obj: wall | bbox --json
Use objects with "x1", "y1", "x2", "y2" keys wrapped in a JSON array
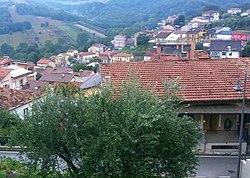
[
  {"x1": 10, "y1": 76, "x2": 28, "y2": 89},
  {"x1": 9, "y1": 102, "x2": 32, "y2": 120},
  {"x1": 241, "y1": 159, "x2": 250, "y2": 178}
]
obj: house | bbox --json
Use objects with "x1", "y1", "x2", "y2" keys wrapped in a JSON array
[
  {"x1": 166, "y1": 15, "x2": 177, "y2": 25},
  {"x1": 163, "y1": 25, "x2": 174, "y2": 32},
  {"x1": 39, "y1": 73, "x2": 75, "y2": 83},
  {"x1": 112, "y1": 53, "x2": 134, "y2": 62},
  {"x1": 209, "y1": 40, "x2": 242, "y2": 59},
  {"x1": 174, "y1": 30, "x2": 187, "y2": 39},
  {"x1": 232, "y1": 31, "x2": 250, "y2": 46},
  {"x1": 101, "y1": 58, "x2": 250, "y2": 154},
  {"x1": 113, "y1": 35, "x2": 126, "y2": 49},
  {"x1": 67, "y1": 49, "x2": 78, "y2": 57},
  {"x1": 37, "y1": 58, "x2": 55, "y2": 68},
  {"x1": 80, "y1": 72, "x2": 101, "y2": 90},
  {"x1": 0, "y1": 87, "x2": 38, "y2": 119},
  {"x1": 186, "y1": 28, "x2": 206, "y2": 43},
  {"x1": 88, "y1": 44, "x2": 107, "y2": 54},
  {"x1": 0, "y1": 68, "x2": 12, "y2": 88},
  {"x1": 57, "y1": 53, "x2": 70, "y2": 67},
  {"x1": 99, "y1": 50, "x2": 113, "y2": 63},
  {"x1": 0, "y1": 56, "x2": 13, "y2": 67},
  {"x1": 149, "y1": 31, "x2": 171, "y2": 43},
  {"x1": 227, "y1": 8, "x2": 242, "y2": 15},
  {"x1": 49, "y1": 56, "x2": 63, "y2": 67},
  {"x1": 216, "y1": 31, "x2": 232, "y2": 40},
  {"x1": 202, "y1": 10, "x2": 220, "y2": 22},
  {"x1": 151, "y1": 41, "x2": 195, "y2": 60},
  {"x1": 4, "y1": 65, "x2": 33, "y2": 89},
  {"x1": 13, "y1": 62, "x2": 35, "y2": 71},
  {"x1": 190, "y1": 16, "x2": 210, "y2": 27},
  {"x1": 208, "y1": 27, "x2": 232, "y2": 39},
  {"x1": 77, "y1": 52, "x2": 97, "y2": 63}
]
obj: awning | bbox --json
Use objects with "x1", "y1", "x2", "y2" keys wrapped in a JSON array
[{"x1": 180, "y1": 104, "x2": 250, "y2": 114}]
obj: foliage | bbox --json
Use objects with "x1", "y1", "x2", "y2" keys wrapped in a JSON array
[
  {"x1": 174, "y1": 15, "x2": 185, "y2": 26},
  {"x1": 242, "y1": 41, "x2": 250, "y2": 57},
  {"x1": 15, "y1": 3, "x2": 80, "y2": 22},
  {"x1": 202, "y1": 4, "x2": 220, "y2": 12},
  {"x1": 137, "y1": 34, "x2": 150, "y2": 46},
  {"x1": 72, "y1": 63, "x2": 97, "y2": 72},
  {"x1": 122, "y1": 45, "x2": 149, "y2": 61},
  {"x1": 211, "y1": 16, "x2": 250, "y2": 31},
  {"x1": 15, "y1": 80, "x2": 199, "y2": 177},
  {"x1": 0, "y1": 158, "x2": 67, "y2": 178},
  {"x1": 0, "y1": 7, "x2": 32, "y2": 35},
  {"x1": 0, "y1": 110, "x2": 21, "y2": 146}
]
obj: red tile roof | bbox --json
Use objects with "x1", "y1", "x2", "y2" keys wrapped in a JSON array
[
  {"x1": 113, "y1": 53, "x2": 133, "y2": 58},
  {"x1": 0, "y1": 68, "x2": 12, "y2": 81},
  {"x1": 0, "y1": 57, "x2": 13, "y2": 65},
  {"x1": 0, "y1": 88, "x2": 35, "y2": 111},
  {"x1": 79, "y1": 52, "x2": 96, "y2": 57},
  {"x1": 101, "y1": 58, "x2": 250, "y2": 102},
  {"x1": 37, "y1": 58, "x2": 51, "y2": 64}
]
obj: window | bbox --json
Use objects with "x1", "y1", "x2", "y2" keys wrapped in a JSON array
[
  {"x1": 229, "y1": 52, "x2": 232, "y2": 56},
  {"x1": 19, "y1": 79, "x2": 23, "y2": 86},
  {"x1": 3, "y1": 84, "x2": 9, "y2": 88},
  {"x1": 222, "y1": 52, "x2": 226, "y2": 56},
  {"x1": 23, "y1": 108, "x2": 29, "y2": 115}
]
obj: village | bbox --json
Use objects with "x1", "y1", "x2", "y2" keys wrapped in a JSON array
[{"x1": 1, "y1": 5, "x2": 250, "y2": 178}]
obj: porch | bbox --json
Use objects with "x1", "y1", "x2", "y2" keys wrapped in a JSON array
[{"x1": 199, "y1": 130, "x2": 247, "y2": 154}]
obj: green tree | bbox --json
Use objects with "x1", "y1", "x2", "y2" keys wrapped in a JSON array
[
  {"x1": 0, "y1": 43, "x2": 14, "y2": 57},
  {"x1": 15, "y1": 80, "x2": 199, "y2": 177},
  {"x1": 242, "y1": 44, "x2": 250, "y2": 57},
  {"x1": 137, "y1": 34, "x2": 150, "y2": 46},
  {"x1": 174, "y1": 14, "x2": 185, "y2": 26},
  {"x1": 0, "y1": 110, "x2": 21, "y2": 146}
]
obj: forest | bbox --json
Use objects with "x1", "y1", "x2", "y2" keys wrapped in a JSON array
[{"x1": 0, "y1": 7, "x2": 32, "y2": 35}]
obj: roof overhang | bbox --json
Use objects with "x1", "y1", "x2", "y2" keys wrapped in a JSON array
[{"x1": 180, "y1": 104, "x2": 250, "y2": 114}]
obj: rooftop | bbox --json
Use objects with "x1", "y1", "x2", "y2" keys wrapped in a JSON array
[
  {"x1": 0, "y1": 68, "x2": 12, "y2": 81},
  {"x1": 101, "y1": 58, "x2": 250, "y2": 102},
  {"x1": 37, "y1": 58, "x2": 51, "y2": 64},
  {"x1": 0, "y1": 88, "x2": 35, "y2": 111},
  {"x1": 210, "y1": 40, "x2": 241, "y2": 51}
]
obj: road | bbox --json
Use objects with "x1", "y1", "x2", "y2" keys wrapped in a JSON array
[
  {"x1": 196, "y1": 156, "x2": 238, "y2": 178},
  {"x1": 0, "y1": 152, "x2": 239, "y2": 177},
  {"x1": 74, "y1": 24, "x2": 106, "y2": 38}
]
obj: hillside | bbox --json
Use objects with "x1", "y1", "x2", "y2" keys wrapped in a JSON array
[
  {"x1": 28, "y1": 0, "x2": 249, "y2": 36},
  {"x1": 0, "y1": 3, "x2": 82, "y2": 48}
]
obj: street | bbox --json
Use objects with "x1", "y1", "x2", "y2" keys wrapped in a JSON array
[
  {"x1": 0, "y1": 151, "x2": 239, "y2": 178},
  {"x1": 196, "y1": 156, "x2": 238, "y2": 178}
]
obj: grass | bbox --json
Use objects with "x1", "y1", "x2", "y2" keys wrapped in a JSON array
[{"x1": 0, "y1": 5, "x2": 81, "y2": 48}]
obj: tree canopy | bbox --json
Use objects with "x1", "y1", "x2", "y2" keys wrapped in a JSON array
[{"x1": 15, "y1": 81, "x2": 199, "y2": 177}]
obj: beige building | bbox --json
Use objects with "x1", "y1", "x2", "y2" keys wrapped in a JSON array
[{"x1": 112, "y1": 53, "x2": 134, "y2": 62}]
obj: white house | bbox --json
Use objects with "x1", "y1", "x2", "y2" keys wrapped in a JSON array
[
  {"x1": 216, "y1": 31, "x2": 232, "y2": 40},
  {"x1": 78, "y1": 52, "x2": 97, "y2": 63},
  {"x1": 88, "y1": 44, "x2": 107, "y2": 54},
  {"x1": 227, "y1": 8, "x2": 242, "y2": 15},
  {"x1": 112, "y1": 53, "x2": 134, "y2": 62},
  {"x1": 209, "y1": 40, "x2": 242, "y2": 59},
  {"x1": 202, "y1": 10, "x2": 220, "y2": 22},
  {"x1": 0, "y1": 88, "x2": 39, "y2": 119},
  {"x1": 4, "y1": 65, "x2": 33, "y2": 89},
  {"x1": 67, "y1": 49, "x2": 78, "y2": 57}
]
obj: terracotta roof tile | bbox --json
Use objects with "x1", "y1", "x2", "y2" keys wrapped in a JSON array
[
  {"x1": 101, "y1": 58, "x2": 250, "y2": 102},
  {"x1": 78, "y1": 52, "x2": 96, "y2": 56},
  {"x1": 0, "y1": 68, "x2": 11, "y2": 81},
  {"x1": 37, "y1": 58, "x2": 51, "y2": 64},
  {"x1": 0, "y1": 57, "x2": 13, "y2": 65},
  {"x1": 0, "y1": 88, "x2": 35, "y2": 110}
]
